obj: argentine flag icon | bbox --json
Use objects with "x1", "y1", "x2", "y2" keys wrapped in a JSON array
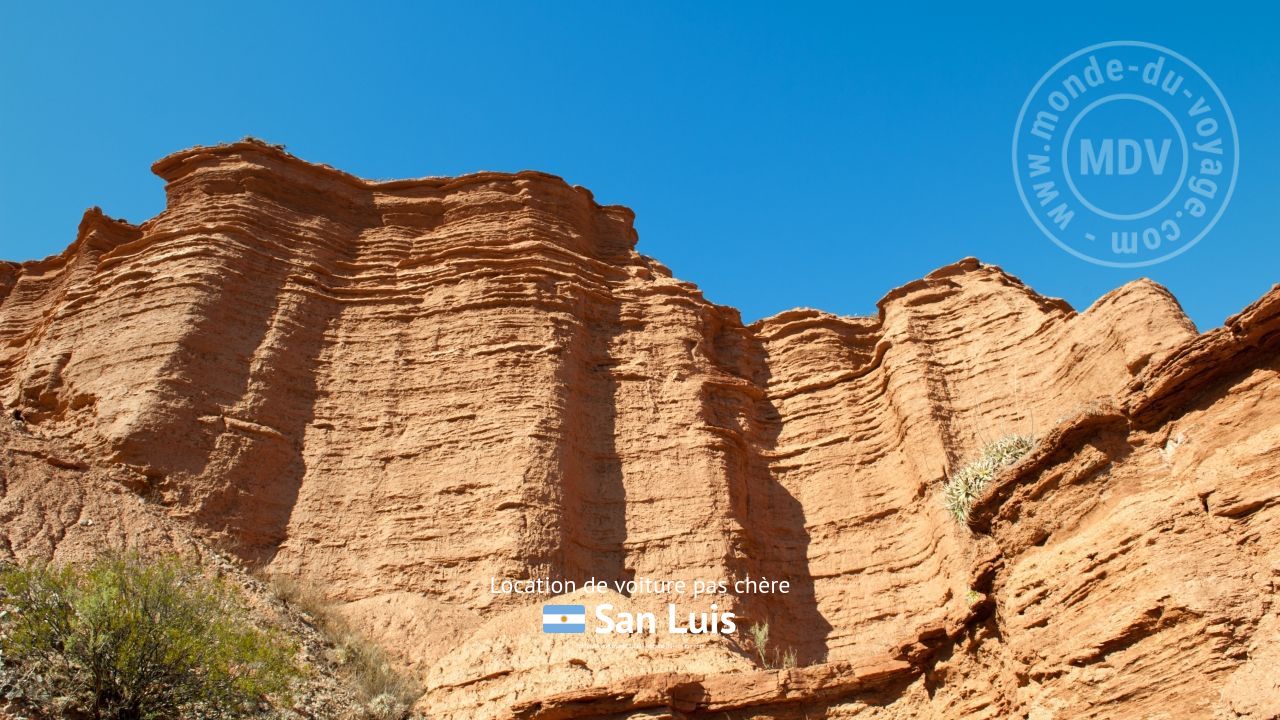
[{"x1": 543, "y1": 604, "x2": 586, "y2": 633}]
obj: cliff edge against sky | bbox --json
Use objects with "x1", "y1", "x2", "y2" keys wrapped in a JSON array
[{"x1": 1, "y1": 140, "x2": 1277, "y2": 718}]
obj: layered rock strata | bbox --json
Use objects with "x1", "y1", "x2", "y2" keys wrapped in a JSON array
[{"x1": 1, "y1": 140, "x2": 1274, "y2": 718}]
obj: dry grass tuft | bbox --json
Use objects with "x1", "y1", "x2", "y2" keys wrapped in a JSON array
[
  {"x1": 747, "y1": 621, "x2": 798, "y2": 670},
  {"x1": 263, "y1": 573, "x2": 420, "y2": 720},
  {"x1": 943, "y1": 434, "x2": 1035, "y2": 524}
]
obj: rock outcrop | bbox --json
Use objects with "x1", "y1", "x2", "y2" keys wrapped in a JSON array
[{"x1": 1, "y1": 140, "x2": 1276, "y2": 718}]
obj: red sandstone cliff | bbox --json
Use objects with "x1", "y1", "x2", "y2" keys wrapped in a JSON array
[{"x1": 0, "y1": 140, "x2": 1276, "y2": 718}]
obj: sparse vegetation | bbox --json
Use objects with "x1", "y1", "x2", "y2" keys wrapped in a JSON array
[
  {"x1": 264, "y1": 574, "x2": 420, "y2": 720},
  {"x1": 747, "y1": 622, "x2": 797, "y2": 670},
  {"x1": 0, "y1": 552, "x2": 299, "y2": 720},
  {"x1": 943, "y1": 434, "x2": 1035, "y2": 524}
]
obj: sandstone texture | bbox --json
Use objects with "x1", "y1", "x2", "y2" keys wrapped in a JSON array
[{"x1": 0, "y1": 140, "x2": 1276, "y2": 718}]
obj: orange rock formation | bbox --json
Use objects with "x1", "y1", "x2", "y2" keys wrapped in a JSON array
[{"x1": 1, "y1": 140, "x2": 1276, "y2": 718}]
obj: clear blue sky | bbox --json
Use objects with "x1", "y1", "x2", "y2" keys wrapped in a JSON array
[{"x1": 2, "y1": 2, "x2": 1277, "y2": 330}]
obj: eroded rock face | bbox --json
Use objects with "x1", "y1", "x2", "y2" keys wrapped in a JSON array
[{"x1": 0, "y1": 140, "x2": 1275, "y2": 718}]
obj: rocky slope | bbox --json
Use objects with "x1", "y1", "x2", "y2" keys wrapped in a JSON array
[{"x1": 0, "y1": 140, "x2": 1276, "y2": 718}]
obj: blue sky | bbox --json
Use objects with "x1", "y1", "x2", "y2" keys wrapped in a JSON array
[{"x1": 2, "y1": 2, "x2": 1276, "y2": 330}]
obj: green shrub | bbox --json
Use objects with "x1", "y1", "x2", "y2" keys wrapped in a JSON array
[
  {"x1": 943, "y1": 434, "x2": 1035, "y2": 524},
  {"x1": 0, "y1": 553, "x2": 300, "y2": 720}
]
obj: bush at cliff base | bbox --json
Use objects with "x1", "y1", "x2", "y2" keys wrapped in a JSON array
[{"x1": 0, "y1": 552, "x2": 300, "y2": 720}]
